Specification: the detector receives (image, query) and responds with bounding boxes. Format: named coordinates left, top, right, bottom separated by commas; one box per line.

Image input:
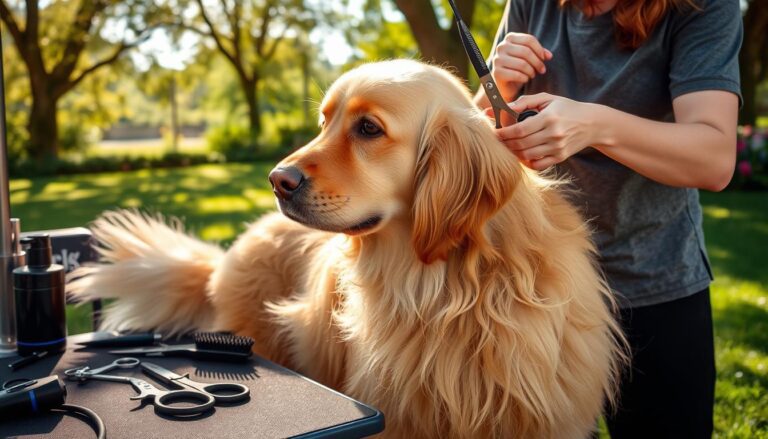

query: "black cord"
left=51, top=404, right=106, bottom=439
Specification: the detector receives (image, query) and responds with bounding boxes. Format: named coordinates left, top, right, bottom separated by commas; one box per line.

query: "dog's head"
left=270, top=60, right=521, bottom=263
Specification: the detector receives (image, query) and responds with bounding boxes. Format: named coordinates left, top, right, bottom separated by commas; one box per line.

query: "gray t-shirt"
left=489, top=0, right=742, bottom=307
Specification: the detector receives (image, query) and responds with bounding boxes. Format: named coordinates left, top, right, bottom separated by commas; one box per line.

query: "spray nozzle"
left=20, top=234, right=52, bottom=268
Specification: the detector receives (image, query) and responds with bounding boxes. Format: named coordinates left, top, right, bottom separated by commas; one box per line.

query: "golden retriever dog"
left=69, top=59, right=624, bottom=438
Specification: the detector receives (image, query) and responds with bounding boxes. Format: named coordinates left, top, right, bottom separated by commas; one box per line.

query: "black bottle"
left=13, top=234, right=67, bottom=356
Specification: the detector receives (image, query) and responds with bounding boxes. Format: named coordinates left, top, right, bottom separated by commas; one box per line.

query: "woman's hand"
left=490, top=33, right=552, bottom=100
left=494, top=93, right=599, bottom=171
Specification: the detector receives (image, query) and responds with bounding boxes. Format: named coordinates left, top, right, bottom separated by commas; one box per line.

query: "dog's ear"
left=412, top=107, right=521, bottom=264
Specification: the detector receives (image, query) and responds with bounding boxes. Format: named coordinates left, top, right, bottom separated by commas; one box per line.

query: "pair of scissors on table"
left=446, top=0, right=538, bottom=128
left=64, top=357, right=250, bottom=416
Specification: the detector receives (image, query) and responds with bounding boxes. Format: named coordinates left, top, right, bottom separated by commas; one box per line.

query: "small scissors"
left=139, top=361, right=250, bottom=404
left=447, top=0, right=538, bottom=128
left=64, top=358, right=247, bottom=416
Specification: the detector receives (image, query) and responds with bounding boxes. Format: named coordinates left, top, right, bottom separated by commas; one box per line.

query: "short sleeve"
left=668, top=0, right=742, bottom=104
left=488, top=0, right=528, bottom=69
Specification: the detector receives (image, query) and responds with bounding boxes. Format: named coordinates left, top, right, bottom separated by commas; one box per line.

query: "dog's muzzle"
left=269, top=166, right=306, bottom=201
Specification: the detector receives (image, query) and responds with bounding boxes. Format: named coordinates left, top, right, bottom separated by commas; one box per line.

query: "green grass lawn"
left=10, top=163, right=768, bottom=438
left=82, top=137, right=211, bottom=158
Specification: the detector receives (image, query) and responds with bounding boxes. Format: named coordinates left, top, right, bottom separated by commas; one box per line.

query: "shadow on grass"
left=714, top=300, right=768, bottom=355
left=700, top=191, right=768, bottom=286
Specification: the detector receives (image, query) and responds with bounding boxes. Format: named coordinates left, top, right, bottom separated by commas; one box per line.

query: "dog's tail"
left=68, top=210, right=224, bottom=335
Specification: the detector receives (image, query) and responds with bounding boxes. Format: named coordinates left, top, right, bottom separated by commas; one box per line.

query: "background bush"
left=731, top=126, right=768, bottom=190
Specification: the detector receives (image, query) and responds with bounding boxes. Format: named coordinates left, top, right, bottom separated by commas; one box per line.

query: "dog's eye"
left=358, top=118, right=383, bottom=138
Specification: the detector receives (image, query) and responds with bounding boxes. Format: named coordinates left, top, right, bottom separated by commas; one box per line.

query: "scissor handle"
left=493, top=105, right=539, bottom=129
left=199, top=382, right=250, bottom=403
left=518, top=110, right=538, bottom=122
left=136, top=389, right=216, bottom=416
left=64, top=357, right=140, bottom=378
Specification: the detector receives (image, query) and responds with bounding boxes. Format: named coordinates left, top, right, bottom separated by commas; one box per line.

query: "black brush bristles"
left=194, top=332, right=255, bottom=355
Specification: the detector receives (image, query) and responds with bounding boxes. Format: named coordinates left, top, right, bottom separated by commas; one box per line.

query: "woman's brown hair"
left=560, top=0, right=700, bottom=49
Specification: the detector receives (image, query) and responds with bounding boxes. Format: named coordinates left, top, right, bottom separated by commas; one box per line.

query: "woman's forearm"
left=588, top=93, right=738, bottom=192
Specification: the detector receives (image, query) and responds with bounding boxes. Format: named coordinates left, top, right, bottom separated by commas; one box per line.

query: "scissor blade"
left=447, top=0, right=491, bottom=78
left=140, top=362, right=185, bottom=388
left=480, top=73, right=520, bottom=123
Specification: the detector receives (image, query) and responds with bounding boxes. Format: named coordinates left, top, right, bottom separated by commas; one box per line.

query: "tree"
left=136, top=62, right=183, bottom=151
left=355, top=0, right=505, bottom=82
left=740, top=0, right=768, bottom=126
left=0, top=0, right=167, bottom=159
left=184, top=0, right=317, bottom=148
left=392, top=0, right=477, bottom=80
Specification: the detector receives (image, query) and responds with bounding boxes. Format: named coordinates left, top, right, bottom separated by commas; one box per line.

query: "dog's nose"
left=269, top=166, right=306, bottom=200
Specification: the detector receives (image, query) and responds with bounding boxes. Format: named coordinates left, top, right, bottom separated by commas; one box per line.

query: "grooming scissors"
left=139, top=361, right=250, bottom=404
left=447, top=0, right=538, bottom=128
left=64, top=358, right=247, bottom=416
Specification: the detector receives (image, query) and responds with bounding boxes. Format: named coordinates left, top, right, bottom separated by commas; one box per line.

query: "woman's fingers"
left=498, top=55, right=539, bottom=79
left=490, top=32, right=552, bottom=94
left=502, top=33, right=551, bottom=67
left=497, top=110, right=548, bottom=140
left=511, top=93, right=555, bottom=112
left=506, top=129, right=550, bottom=153
left=498, top=42, right=546, bottom=75
left=528, top=155, right=559, bottom=171
left=492, top=60, right=532, bottom=84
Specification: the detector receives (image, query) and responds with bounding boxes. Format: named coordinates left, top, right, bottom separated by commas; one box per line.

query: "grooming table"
left=0, top=333, right=384, bottom=438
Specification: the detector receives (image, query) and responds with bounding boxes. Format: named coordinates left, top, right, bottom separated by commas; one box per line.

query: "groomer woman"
left=475, top=0, right=741, bottom=437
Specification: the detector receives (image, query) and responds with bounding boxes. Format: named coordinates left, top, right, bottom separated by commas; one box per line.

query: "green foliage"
left=730, top=126, right=768, bottom=190
left=2, top=27, right=31, bottom=162
left=9, top=151, right=220, bottom=178
left=58, top=122, right=94, bottom=154
left=277, top=124, right=319, bottom=150
left=206, top=122, right=253, bottom=157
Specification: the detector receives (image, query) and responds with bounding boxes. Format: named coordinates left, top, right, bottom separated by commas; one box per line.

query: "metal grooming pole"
left=0, top=25, right=24, bottom=355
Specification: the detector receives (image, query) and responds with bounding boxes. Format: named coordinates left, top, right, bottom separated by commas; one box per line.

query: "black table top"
left=0, top=333, right=384, bottom=439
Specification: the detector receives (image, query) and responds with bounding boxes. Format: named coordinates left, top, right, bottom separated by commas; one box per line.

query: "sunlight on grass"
left=42, top=181, right=78, bottom=194
left=63, top=188, right=101, bottom=201
left=703, top=206, right=751, bottom=220
left=135, top=168, right=170, bottom=179
left=197, top=166, right=235, bottom=180
left=243, top=188, right=277, bottom=209
left=710, top=273, right=768, bottom=438
left=178, top=176, right=221, bottom=190
left=197, top=195, right=251, bottom=213
left=708, top=247, right=732, bottom=260
left=173, top=192, right=190, bottom=203
left=85, top=138, right=210, bottom=158
left=90, top=175, right=123, bottom=187
left=10, top=191, right=29, bottom=204
left=199, top=222, right=237, bottom=241
left=121, top=197, right=142, bottom=208
left=10, top=179, right=31, bottom=191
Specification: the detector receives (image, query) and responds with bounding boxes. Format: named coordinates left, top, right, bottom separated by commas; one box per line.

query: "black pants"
left=605, top=288, right=715, bottom=439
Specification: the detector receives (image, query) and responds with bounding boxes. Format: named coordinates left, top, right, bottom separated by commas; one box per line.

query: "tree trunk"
left=170, top=76, right=179, bottom=152
left=739, top=0, right=768, bottom=126
left=739, top=48, right=757, bottom=126
left=242, top=77, right=260, bottom=150
left=27, top=94, right=59, bottom=160
left=393, top=0, right=474, bottom=81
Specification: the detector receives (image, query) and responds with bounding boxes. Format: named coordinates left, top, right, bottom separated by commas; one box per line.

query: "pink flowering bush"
left=731, top=126, right=768, bottom=190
